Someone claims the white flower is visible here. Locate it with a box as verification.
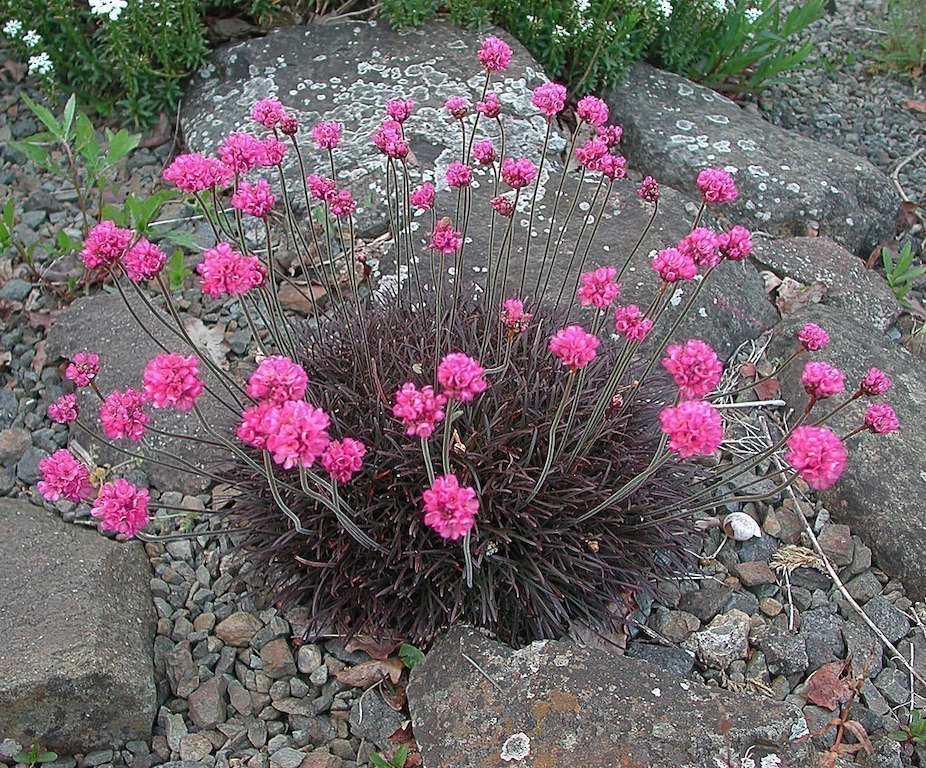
[553,23,571,40]
[653,0,673,19]
[27,52,53,76]
[574,0,591,13]
[2,19,22,37]
[22,29,41,47]
[88,0,128,21]
[712,0,730,12]
[745,6,762,23]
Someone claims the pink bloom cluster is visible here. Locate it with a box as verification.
[393,383,447,438]
[218,133,265,174]
[477,92,501,119]
[410,183,435,211]
[501,298,532,334]
[637,176,659,202]
[232,179,276,218]
[491,194,515,217]
[163,154,233,193]
[66,353,100,387]
[659,400,724,458]
[48,393,78,423]
[860,367,891,396]
[501,157,537,189]
[445,96,470,120]
[328,189,356,218]
[798,323,829,352]
[307,174,336,201]
[38,449,93,502]
[865,403,898,434]
[429,220,463,254]
[598,124,623,147]
[472,140,496,165]
[717,226,752,261]
[613,305,652,342]
[576,95,609,127]
[786,425,846,490]
[446,161,473,188]
[422,474,478,540]
[662,339,722,399]
[122,239,167,282]
[677,228,720,269]
[247,356,308,404]
[261,137,287,166]
[437,353,487,402]
[197,242,266,297]
[91,478,149,538]
[100,388,149,441]
[801,361,845,401]
[251,98,286,128]
[577,266,620,309]
[321,438,366,483]
[532,82,567,117]
[575,137,607,170]
[311,121,342,150]
[79,220,132,270]
[549,325,600,370]
[264,400,331,469]
[236,401,275,449]
[697,167,738,203]
[143,353,204,412]
[373,119,409,159]
[386,99,414,123]
[652,247,697,283]
[478,36,512,71]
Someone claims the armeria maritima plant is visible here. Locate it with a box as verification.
[39,35,899,645]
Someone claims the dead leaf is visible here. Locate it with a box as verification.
[841,720,874,754]
[806,661,853,711]
[27,308,62,331]
[738,361,757,378]
[183,317,229,369]
[760,270,782,294]
[139,113,173,149]
[343,635,402,660]
[753,377,780,400]
[775,277,826,315]
[334,658,404,689]
[381,681,408,711]
[31,340,47,376]
[907,99,926,114]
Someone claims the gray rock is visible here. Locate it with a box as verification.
[0,278,33,301]
[83,750,113,767]
[625,641,695,678]
[815,522,855,568]
[843,621,883,679]
[215,611,263,647]
[408,625,812,766]
[0,500,156,751]
[874,668,909,707]
[683,610,751,670]
[845,571,883,604]
[260,638,297,679]
[15,445,47,484]
[650,608,700,644]
[297,644,323,675]
[751,237,900,331]
[166,642,200,697]
[348,690,404,747]
[799,609,844,672]
[605,64,899,257]
[0,427,30,466]
[269,748,305,768]
[179,734,213,762]
[678,583,732,623]
[44,292,232,494]
[862,596,911,644]
[188,675,228,727]
[751,625,809,676]
[767,304,926,600]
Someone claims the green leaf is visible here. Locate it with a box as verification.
[168,248,192,291]
[9,141,51,168]
[35,752,59,763]
[62,94,78,143]
[391,744,409,767]
[105,128,142,163]
[368,755,392,768]
[399,643,425,670]
[20,93,62,139]
[100,204,126,226]
[56,229,78,254]
[74,112,95,154]
[888,728,909,741]
[161,229,198,250]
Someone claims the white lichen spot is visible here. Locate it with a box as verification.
[677,83,694,97]
[712,140,732,153]
[761,755,782,768]
[679,681,690,690]
[705,114,730,125]
[737,138,759,152]
[553,654,570,667]
[698,307,707,317]
[758,182,768,191]
[500,733,531,762]
[785,182,800,193]
[675,119,694,131]
[670,287,684,306]
[651,687,662,697]
[846,217,854,225]
[748,165,769,178]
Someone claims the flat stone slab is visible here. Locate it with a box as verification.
[44,291,233,494]
[0,499,156,751]
[767,303,926,599]
[407,625,812,767]
[181,21,564,235]
[751,236,900,331]
[605,64,899,257]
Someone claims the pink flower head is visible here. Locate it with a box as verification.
[659,400,724,458]
[372,119,408,159]
[636,176,659,202]
[38,449,92,503]
[218,133,265,175]
[532,82,567,118]
[48,393,78,423]
[321,438,366,483]
[100,388,149,441]
[247,355,308,404]
[577,95,609,127]
[311,121,342,150]
[66,353,100,387]
[549,325,600,370]
[445,96,470,120]
[264,399,330,469]
[717,226,753,261]
[251,98,285,129]
[386,99,414,124]
[859,367,891,396]
[801,361,845,401]
[438,353,487,402]
[307,173,337,201]
[328,189,357,218]
[865,403,899,434]
[231,179,276,218]
[79,220,132,270]
[163,154,233,193]
[597,154,627,181]
[429,220,463,254]
[477,92,501,119]
[422,474,478,540]
[798,323,829,352]
[501,298,532,334]
[677,228,720,269]
[477,36,512,71]
[410,182,435,211]
[279,116,298,136]
[697,167,738,203]
[652,247,697,283]
[197,242,266,297]
[142,353,204,412]
[472,139,496,165]
[393,382,447,438]
[662,339,723,399]
[575,137,608,170]
[785,425,846,490]
[501,157,537,189]
[259,136,287,166]
[613,304,653,342]
[577,266,620,309]
[122,239,167,282]
[445,161,473,188]
[91,478,149,538]
[237,400,276,449]
[597,124,623,147]
[491,194,515,217]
